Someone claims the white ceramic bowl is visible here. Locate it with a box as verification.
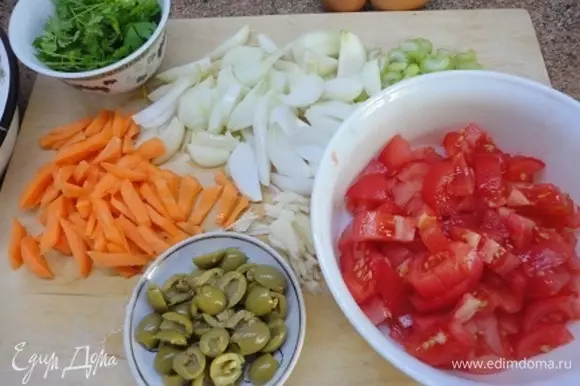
[8,0,170,94]
[311,70,580,386]
[0,27,19,177]
[124,231,306,386]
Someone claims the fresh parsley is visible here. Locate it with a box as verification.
[33,0,161,72]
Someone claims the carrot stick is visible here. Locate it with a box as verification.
[39,117,92,149]
[91,173,119,198]
[152,177,185,221]
[40,184,60,208]
[53,165,75,190]
[110,197,137,223]
[88,251,149,268]
[20,163,56,209]
[40,196,65,253]
[215,170,236,191]
[116,215,154,256]
[93,225,107,252]
[134,138,165,161]
[73,160,91,183]
[116,155,142,168]
[38,207,48,226]
[91,197,125,248]
[84,110,112,136]
[75,198,92,219]
[176,222,203,236]
[9,218,27,270]
[113,266,142,278]
[62,197,76,217]
[177,176,202,218]
[55,123,113,165]
[101,162,147,181]
[85,213,97,236]
[145,204,188,240]
[119,179,151,227]
[215,184,239,226]
[62,183,86,198]
[139,182,171,218]
[57,131,87,150]
[106,242,126,253]
[126,121,140,139]
[82,166,101,192]
[92,137,122,164]
[160,170,181,198]
[224,196,250,228]
[122,136,135,154]
[189,185,223,226]
[112,110,131,137]
[137,225,170,255]
[21,236,54,279]
[135,160,161,177]
[60,218,92,277]
[54,237,72,255]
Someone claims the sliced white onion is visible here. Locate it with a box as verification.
[299,48,338,77]
[190,131,239,151]
[361,59,381,96]
[279,73,324,108]
[148,83,173,102]
[227,143,263,202]
[207,25,251,60]
[323,77,363,102]
[216,66,245,97]
[304,109,342,133]
[233,46,287,87]
[221,46,264,69]
[156,58,212,83]
[270,104,298,137]
[267,124,312,179]
[337,31,366,78]
[257,33,279,54]
[293,144,324,165]
[208,84,243,134]
[227,80,268,132]
[154,117,186,164]
[139,102,177,130]
[253,93,272,186]
[177,76,216,130]
[292,30,341,60]
[267,70,289,94]
[186,144,230,167]
[274,60,304,74]
[271,174,314,196]
[306,101,355,121]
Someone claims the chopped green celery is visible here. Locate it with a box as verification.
[455,50,478,63]
[386,62,409,72]
[421,54,452,73]
[404,63,420,77]
[381,71,403,87]
[354,91,370,103]
[399,40,428,63]
[413,38,433,54]
[456,61,483,70]
[399,40,421,53]
[387,48,409,63]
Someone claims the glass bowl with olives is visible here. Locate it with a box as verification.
[124,232,306,386]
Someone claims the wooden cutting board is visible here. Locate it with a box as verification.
[0,10,549,386]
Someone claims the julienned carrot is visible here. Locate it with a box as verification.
[215,184,239,226]
[62,183,86,198]
[152,177,185,221]
[58,131,87,150]
[85,213,97,236]
[139,182,171,218]
[126,121,140,139]
[9,219,27,270]
[224,196,250,228]
[92,197,125,248]
[88,251,149,268]
[137,225,170,255]
[83,167,101,192]
[84,110,112,136]
[177,222,203,236]
[40,196,65,253]
[107,242,126,253]
[60,218,92,277]
[39,117,93,149]
[73,160,91,183]
[21,236,54,279]
[54,165,75,190]
[55,123,113,165]
[101,162,147,181]
[114,266,142,278]
[92,136,122,165]
[116,155,141,168]
[19,163,56,209]
[134,137,165,161]
[178,176,202,218]
[145,204,188,240]
[91,173,119,198]
[122,136,134,154]
[40,184,60,208]
[116,215,154,256]
[112,110,131,138]
[93,225,107,252]
[110,197,137,223]
[215,171,236,191]
[160,170,181,198]
[54,237,72,255]
[75,197,91,219]
[120,179,151,227]
[189,185,223,226]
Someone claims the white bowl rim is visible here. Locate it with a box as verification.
[122,230,307,386]
[311,70,580,386]
[8,0,171,79]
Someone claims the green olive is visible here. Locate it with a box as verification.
[189,268,225,288]
[209,353,245,386]
[226,343,242,355]
[135,313,162,350]
[199,328,230,357]
[147,284,169,313]
[155,330,188,346]
[219,248,248,272]
[222,310,255,329]
[262,318,287,353]
[231,318,271,355]
[189,301,199,316]
[235,263,257,276]
[191,371,213,386]
[202,313,223,328]
[195,286,227,316]
[216,271,247,308]
[191,316,213,337]
[193,250,227,269]
[248,353,280,385]
[266,292,288,320]
[244,286,276,316]
[252,265,287,293]
[163,274,194,306]
[154,345,182,375]
[216,309,234,323]
[172,345,206,380]
[171,301,192,317]
[161,312,194,338]
[163,373,185,386]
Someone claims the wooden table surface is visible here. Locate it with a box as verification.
[0,10,550,386]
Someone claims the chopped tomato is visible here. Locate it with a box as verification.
[474,314,506,357]
[373,257,408,317]
[522,295,580,332]
[443,214,481,235]
[350,210,416,243]
[521,243,569,278]
[411,313,448,333]
[514,324,573,360]
[442,131,466,157]
[451,289,495,324]
[518,183,575,218]
[505,156,545,183]
[378,243,413,270]
[405,193,427,217]
[416,210,450,254]
[526,266,571,299]
[473,153,505,207]
[378,134,414,172]
[448,153,475,197]
[360,296,391,325]
[412,146,443,163]
[505,212,536,250]
[340,243,376,304]
[480,209,510,245]
[397,161,431,182]
[422,160,458,216]
[402,325,470,367]
[358,158,388,178]
[478,237,521,275]
[497,312,520,336]
[480,281,523,314]
[338,224,354,253]
[346,173,394,214]
[448,227,482,249]
[392,179,423,208]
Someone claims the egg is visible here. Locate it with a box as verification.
[370,0,429,11]
[322,0,367,12]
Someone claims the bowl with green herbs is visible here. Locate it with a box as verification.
[8,0,170,94]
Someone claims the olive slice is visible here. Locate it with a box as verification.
[192,371,213,386]
[155,330,188,346]
[147,284,169,313]
[244,286,276,316]
[216,309,234,322]
[235,263,257,276]
[252,265,288,293]
[154,345,182,375]
[222,310,255,329]
[160,312,193,338]
[193,250,227,269]
[162,373,185,386]
[262,318,287,353]
[209,353,244,386]
[195,285,227,316]
[267,292,288,320]
[216,271,247,308]
[219,248,248,272]
[170,301,191,317]
[248,353,280,385]
[163,274,194,306]
[135,313,162,350]
[172,345,206,380]
[189,268,225,288]
[199,327,230,357]
[192,315,213,337]
[231,318,271,356]
[202,313,223,328]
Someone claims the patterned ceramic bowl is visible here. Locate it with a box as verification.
[8,0,170,95]
[123,232,306,386]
